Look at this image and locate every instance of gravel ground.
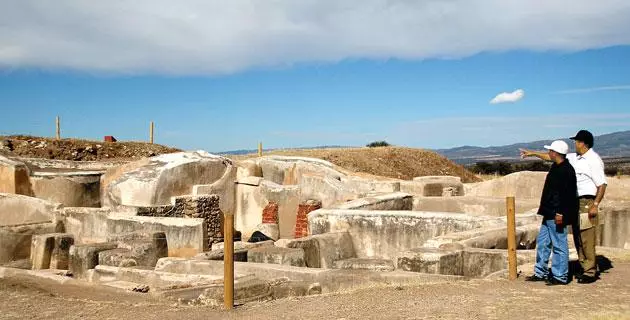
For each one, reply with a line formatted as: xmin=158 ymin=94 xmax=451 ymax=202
xmin=2 ymin=261 xmax=630 ymax=320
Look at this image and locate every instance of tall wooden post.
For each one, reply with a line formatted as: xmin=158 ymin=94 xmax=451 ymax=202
xmin=506 ymin=196 xmax=517 ymax=280
xmin=149 ymin=121 xmax=154 ymax=144
xmin=55 ymin=116 xmax=60 ymax=140
xmin=223 ymin=212 xmax=234 ymax=310
xmin=257 ymin=142 xmax=263 ymax=157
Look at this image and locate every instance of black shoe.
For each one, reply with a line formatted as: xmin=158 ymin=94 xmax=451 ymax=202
xmin=525 ymin=275 xmax=547 ymax=282
xmin=577 ymin=275 xmax=597 ymax=284
xmin=546 ymin=278 xmax=568 ymax=286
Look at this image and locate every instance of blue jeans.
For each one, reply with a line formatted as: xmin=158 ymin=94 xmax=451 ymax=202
xmin=534 ymin=219 xmax=569 ymax=283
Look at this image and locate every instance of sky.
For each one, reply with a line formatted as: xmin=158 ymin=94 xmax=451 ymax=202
xmin=1 ymin=1 xmax=630 ymax=152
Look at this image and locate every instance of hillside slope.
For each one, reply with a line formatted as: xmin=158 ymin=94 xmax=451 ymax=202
xmin=0 ymin=135 xmax=181 ymax=161
xmin=233 ymin=147 xmax=480 ymax=183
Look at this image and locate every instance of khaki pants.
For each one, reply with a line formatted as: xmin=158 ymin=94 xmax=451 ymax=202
xmin=576 ymin=198 xmax=598 ymax=277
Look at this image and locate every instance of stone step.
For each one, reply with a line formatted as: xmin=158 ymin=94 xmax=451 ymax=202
xmin=89 ymin=265 xmax=251 ymax=291
xmin=101 ymin=280 xmax=149 ymax=293
xmin=333 ymin=258 xmax=395 ymax=272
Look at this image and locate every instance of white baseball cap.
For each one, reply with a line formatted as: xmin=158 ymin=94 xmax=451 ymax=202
xmin=544 ymin=140 xmax=569 ymax=155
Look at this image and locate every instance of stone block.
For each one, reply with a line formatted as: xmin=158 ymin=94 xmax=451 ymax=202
xmin=102 ymin=151 xmax=233 ymax=207
xmin=68 ymin=242 xmax=118 ymax=279
xmin=99 ymin=248 xmax=136 ymax=267
xmin=106 ymin=215 xmax=206 ymax=258
xmin=247 ymin=246 xmax=306 ymax=267
xmin=195 ymin=278 xmax=272 ymax=306
xmin=286 ymin=232 xmax=355 ymax=268
xmin=118 ymin=240 xmax=168 ymax=267
xmin=30 ymin=171 xmax=102 ymax=207
xmin=30 ymin=234 xmax=55 ymax=270
xmin=49 ymin=234 xmax=75 ymax=270
xmin=197 ymin=240 xmax=274 ymax=262
xmin=270 ymin=280 xmax=322 ymax=299
xmin=256 ymin=223 xmax=279 ymax=241
xmin=0 ymin=156 xmax=32 ymax=196
xmin=397 ymin=248 xmax=463 ymax=275
xmin=333 ymin=192 xmax=412 ymax=211
xmin=107 ymin=231 xmax=168 ymax=266
xmin=333 ymin=258 xmax=395 ymax=272
xmin=404 ymin=176 xmax=464 ymax=197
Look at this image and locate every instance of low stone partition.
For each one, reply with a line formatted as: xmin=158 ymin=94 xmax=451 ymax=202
xmin=333 ymin=192 xmax=413 ymax=211
xmin=107 ymin=215 xmax=206 ymax=257
xmin=57 ymin=207 xmax=116 ymax=244
xmin=401 ymin=176 xmax=464 ymax=197
xmin=0 ymin=221 xmax=63 ymax=264
xmin=309 ymin=209 xmax=501 ymax=259
xmin=30 ymin=171 xmax=102 ymax=207
xmin=397 ymin=247 xmax=536 ymax=277
xmin=154 ymin=257 xmax=465 ymax=295
xmin=412 ymin=196 xmax=540 ymax=216
xmin=0 ymin=155 xmax=32 ymax=196
xmin=600 ymin=203 xmax=630 ymax=249
xmin=0 ymin=193 xmax=60 ymax=226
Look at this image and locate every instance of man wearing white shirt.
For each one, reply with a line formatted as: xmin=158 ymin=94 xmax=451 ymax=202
xmin=520 ymin=129 xmax=607 ymax=283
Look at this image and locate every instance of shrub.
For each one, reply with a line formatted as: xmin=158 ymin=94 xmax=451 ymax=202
xmin=366 ymin=141 xmax=391 ymax=148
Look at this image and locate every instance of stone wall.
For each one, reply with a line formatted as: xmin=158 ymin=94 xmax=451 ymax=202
xmin=136 ymin=194 xmax=223 ymax=249
xmin=309 ymin=209 xmax=499 ymax=259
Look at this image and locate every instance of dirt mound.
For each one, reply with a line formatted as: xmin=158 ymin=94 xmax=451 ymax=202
xmin=234 ymin=147 xmax=481 ymax=183
xmin=0 ymin=135 xmax=181 ymax=161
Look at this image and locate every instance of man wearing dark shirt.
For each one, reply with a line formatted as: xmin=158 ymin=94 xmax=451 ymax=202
xmin=525 ymin=140 xmax=578 ymax=285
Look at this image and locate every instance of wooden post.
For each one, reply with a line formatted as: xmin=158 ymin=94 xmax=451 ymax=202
xmin=55 ymin=116 xmax=60 ymax=140
xmin=223 ymin=212 xmax=234 ymax=310
xmin=149 ymin=121 xmax=154 ymax=144
xmin=257 ymin=142 xmax=263 ymax=157
xmin=506 ymin=196 xmax=517 ymax=280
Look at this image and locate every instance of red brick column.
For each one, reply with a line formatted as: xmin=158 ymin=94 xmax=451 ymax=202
xmin=294 ymin=200 xmax=322 ymax=239
xmin=262 ymin=202 xmax=279 ymax=224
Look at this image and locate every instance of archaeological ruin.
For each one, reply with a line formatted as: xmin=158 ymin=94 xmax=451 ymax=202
xmin=1 ymin=150 xmax=629 ymax=306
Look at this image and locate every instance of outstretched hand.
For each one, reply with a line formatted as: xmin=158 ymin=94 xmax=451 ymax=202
xmin=519 ymin=148 xmax=531 ymax=159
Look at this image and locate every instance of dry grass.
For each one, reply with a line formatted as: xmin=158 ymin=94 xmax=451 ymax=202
xmin=232 ymin=146 xmax=481 ymax=183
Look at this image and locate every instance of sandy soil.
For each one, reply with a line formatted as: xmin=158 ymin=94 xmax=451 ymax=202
xmin=2 ymin=260 xmax=630 ymax=320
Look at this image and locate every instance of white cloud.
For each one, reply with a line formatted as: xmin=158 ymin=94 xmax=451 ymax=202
xmin=490 ymin=89 xmax=525 ymax=104
xmin=1 ymin=1 xmax=630 ymax=75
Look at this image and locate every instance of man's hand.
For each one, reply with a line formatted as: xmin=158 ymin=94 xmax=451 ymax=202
xmin=588 ymin=202 xmax=599 ymax=219
xmin=519 ymin=148 xmax=531 ymax=159
xmin=555 ymin=213 xmax=563 ymax=225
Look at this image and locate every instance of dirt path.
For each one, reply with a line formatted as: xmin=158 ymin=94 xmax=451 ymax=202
xmin=2 ymin=261 xmax=630 ymax=320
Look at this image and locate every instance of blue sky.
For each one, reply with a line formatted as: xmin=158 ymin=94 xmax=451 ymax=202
xmin=1 ymin=1 xmax=630 ymax=152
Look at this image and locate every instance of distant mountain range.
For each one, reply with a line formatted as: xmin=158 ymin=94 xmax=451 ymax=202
xmin=435 ymin=130 xmax=630 ymax=165
xmin=217 ymin=145 xmax=349 ymax=155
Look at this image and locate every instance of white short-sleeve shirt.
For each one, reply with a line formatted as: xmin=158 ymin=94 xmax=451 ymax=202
xmin=566 ymin=149 xmax=607 ymax=197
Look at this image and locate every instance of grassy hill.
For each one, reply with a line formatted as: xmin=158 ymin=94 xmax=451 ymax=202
xmin=232 ymin=147 xmax=481 ymax=183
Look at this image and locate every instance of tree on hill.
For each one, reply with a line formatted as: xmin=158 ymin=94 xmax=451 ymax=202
xmin=366 ymin=141 xmax=391 ymax=147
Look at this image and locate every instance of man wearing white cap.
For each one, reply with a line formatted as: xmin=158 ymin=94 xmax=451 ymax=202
xmin=523 ymin=140 xmax=578 ymax=285
xmin=521 ymin=130 xmax=607 ymax=283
